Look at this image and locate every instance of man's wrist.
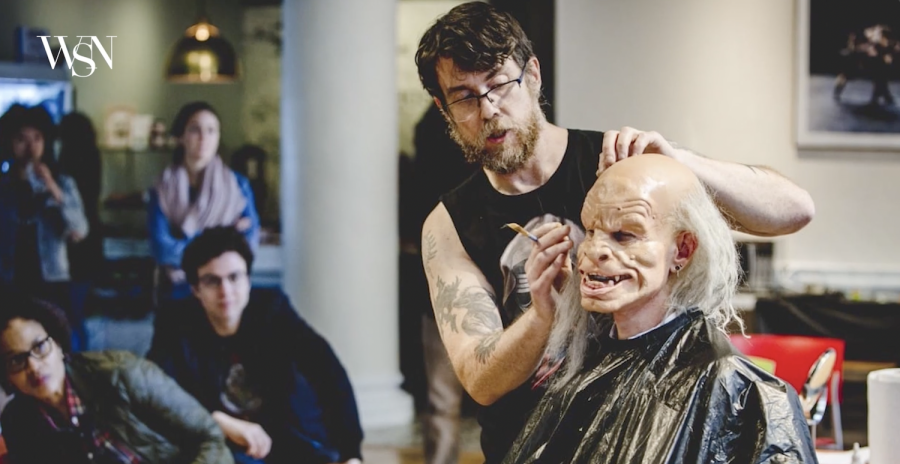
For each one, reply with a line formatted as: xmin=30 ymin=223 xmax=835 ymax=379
xmin=528 ymin=302 xmax=555 ymax=327
xmin=666 ymin=141 xmax=689 ymax=164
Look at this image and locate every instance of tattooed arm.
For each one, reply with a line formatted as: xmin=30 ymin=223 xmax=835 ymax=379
xmin=600 ymin=127 xmax=815 ymax=236
xmin=421 ymin=203 xmax=558 ymax=406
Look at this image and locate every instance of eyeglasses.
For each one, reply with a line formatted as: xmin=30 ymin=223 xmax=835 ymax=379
xmin=198 ymin=271 xmax=248 ymax=290
xmin=4 ymin=336 xmax=54 ymax=374
xmin=445 ymin=64 xmax=527 ymax=123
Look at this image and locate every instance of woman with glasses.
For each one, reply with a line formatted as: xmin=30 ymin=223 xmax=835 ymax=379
xmin=0 ymin=295 xmax=234 ymax=463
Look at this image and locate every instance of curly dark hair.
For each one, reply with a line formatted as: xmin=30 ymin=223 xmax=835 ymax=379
xmin=2 ymin=105 xmax=59 ymax=174
xmin=181 ymin=226 xmax=254 ymax=286
xmin=0 ymin=104 xmax=27 ymax=157
xmin=0 ymin=295 xmax=72 ymax=388
xmin=415 ymin=2 xmax=534 ymax=103
xmin=13 ymin=105 xmax=57 ymax=142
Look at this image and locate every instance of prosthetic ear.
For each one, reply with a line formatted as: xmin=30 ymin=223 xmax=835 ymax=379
xmin=671 ymin=231 xmax=697 ymax=273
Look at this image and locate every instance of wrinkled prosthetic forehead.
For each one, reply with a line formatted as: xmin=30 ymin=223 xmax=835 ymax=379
xmin=581 ymin=155 xmax=700 ymax=228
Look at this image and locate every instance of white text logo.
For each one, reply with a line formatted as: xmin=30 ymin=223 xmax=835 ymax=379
xmin=37 ymin=36 xmax=116 ymax=77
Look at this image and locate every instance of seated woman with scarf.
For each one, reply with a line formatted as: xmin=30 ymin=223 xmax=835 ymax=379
xmin=148 ymin=102 xmax=260 ymax=301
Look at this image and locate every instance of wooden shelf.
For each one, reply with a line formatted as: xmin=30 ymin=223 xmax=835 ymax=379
xmin=843 ymin=360 xmax=898 ymax=383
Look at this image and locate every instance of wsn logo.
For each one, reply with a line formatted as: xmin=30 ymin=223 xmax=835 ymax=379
xmin=37 ymin=36 xmax=116 ymax=78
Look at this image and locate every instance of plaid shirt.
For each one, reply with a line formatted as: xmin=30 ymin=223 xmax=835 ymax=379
xmin=38 ymin=378 xmax=142 ymax=463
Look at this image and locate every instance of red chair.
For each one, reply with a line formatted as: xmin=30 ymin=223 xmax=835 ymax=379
xmin=729 ymin=334 xmax=845 ymax=449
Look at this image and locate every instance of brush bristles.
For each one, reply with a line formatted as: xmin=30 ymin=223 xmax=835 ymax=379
xmin=503 ymin=223 xmax=539 ymax=242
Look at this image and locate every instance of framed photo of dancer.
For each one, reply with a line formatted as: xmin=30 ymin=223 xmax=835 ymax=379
xmin=797 ymin=0 xmax=900 ymax=149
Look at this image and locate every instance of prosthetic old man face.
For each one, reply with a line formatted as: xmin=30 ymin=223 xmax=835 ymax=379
xmin=577 ymin=155 xmax=699 ymax=319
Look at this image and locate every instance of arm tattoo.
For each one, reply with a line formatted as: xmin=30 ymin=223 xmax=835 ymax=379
xmin=433 ymin=276 xmax=462 ymax=333
xmin=432 ymin=277 xmax=504 ymax=364
xmin=459 ymin=289 xmax=502 ymax=336
xmin=423 ymin=232 xmax=438 ymax=277
xmin=460 ymin=290 xmax=502 ymax=364
xmin=475 ymin=332 xmax=502 ymax=364
xmin=424 ymin=232 xmax=437 ymax=264
xmin=433 ymin=277 xmax=501 ymax=335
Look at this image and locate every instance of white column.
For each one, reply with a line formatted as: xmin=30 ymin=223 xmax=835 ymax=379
xmin=281 ymin=0 xmax=412 ymax=429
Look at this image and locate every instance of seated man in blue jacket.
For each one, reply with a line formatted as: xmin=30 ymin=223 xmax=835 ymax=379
xmin=148 ymin=226 xmax=363 ymax=464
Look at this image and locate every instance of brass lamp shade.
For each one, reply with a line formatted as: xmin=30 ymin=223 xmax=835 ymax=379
xmin=165 ymin=20 xmax=239 ymax=83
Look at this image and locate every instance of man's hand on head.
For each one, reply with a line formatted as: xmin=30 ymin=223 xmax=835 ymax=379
xmin=599 ymin=127 xmax=682 ymax=175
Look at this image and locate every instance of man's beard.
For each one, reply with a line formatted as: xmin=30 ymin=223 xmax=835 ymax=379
xmin=447 ymin=102 xmax=542 ymax=175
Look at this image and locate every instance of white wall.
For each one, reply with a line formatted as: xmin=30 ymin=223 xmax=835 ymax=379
xmin=557 ymin=0 xmax=900 ymax=283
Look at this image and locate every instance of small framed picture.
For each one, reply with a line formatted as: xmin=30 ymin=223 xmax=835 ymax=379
xmin=129 ymin=114 xmax=154 ymax=152
xmin=104 ymin=106 xmax=134 ymax=150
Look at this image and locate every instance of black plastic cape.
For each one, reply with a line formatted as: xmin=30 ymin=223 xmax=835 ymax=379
xmin=503 ymin=310 xmax=818 ymax=464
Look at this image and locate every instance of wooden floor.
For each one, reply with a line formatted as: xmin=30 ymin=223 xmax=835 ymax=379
xmin=362 ymin=445 xmax=484 ymax=464
xmin=361 ymin=417 xmax=484 ymax=464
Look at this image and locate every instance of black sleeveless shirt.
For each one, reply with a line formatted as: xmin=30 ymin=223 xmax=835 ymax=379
xmin=441 ymin=129 xmax=603 ymax=464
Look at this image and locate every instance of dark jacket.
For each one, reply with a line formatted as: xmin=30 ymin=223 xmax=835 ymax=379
xmin=148 ymin=287 xmax=363 ymax=464
xmin=0 ymin=351 xmax=232 ymax=464
xmin=504 ymin=311 xmax=817 ymax=464
xmin=0 ymin=172 xmax=89 ymax=283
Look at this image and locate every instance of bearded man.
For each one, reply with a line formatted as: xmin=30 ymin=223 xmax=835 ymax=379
xmin=416 ymin=3 xmax=816 ymax=462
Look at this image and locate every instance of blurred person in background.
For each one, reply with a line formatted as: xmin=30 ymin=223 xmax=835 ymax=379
xmin=149 ymin=227 xmax=362 ymax=464
xmin=0 ymin=105 xmax=89 ymax=351
xmin=148 ymin=101 xmax=260 ymax=301
xmin=0 ymin=294 xmax=233 ymax=463
xmin=0 ymin=104 xmax=27 ymax=166
xmin=409 ymin=104 xmax=478 ymax=464
xmin=58 ymin=112 xmax=104 ymax=283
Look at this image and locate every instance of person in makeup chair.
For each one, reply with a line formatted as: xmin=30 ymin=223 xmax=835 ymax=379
xmin=503 ymin=155 xmax=816 ymax=464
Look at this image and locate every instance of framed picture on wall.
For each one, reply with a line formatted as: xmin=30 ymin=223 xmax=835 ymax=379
xmin=103 ymin=106 xmax=134 ymax=150
xmin=797 ymin=0 xmax=900 ymax=149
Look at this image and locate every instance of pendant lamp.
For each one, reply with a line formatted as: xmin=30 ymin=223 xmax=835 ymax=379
xmin=164 ymin=1 xmax=239 ymax=83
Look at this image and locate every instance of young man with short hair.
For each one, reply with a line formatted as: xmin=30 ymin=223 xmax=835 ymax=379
xmin=148 ymin=226 xmax=363 ymax=464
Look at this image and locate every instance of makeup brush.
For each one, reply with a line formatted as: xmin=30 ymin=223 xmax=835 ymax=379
xmin=503 ymin=223 xmax=539 ymax=243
